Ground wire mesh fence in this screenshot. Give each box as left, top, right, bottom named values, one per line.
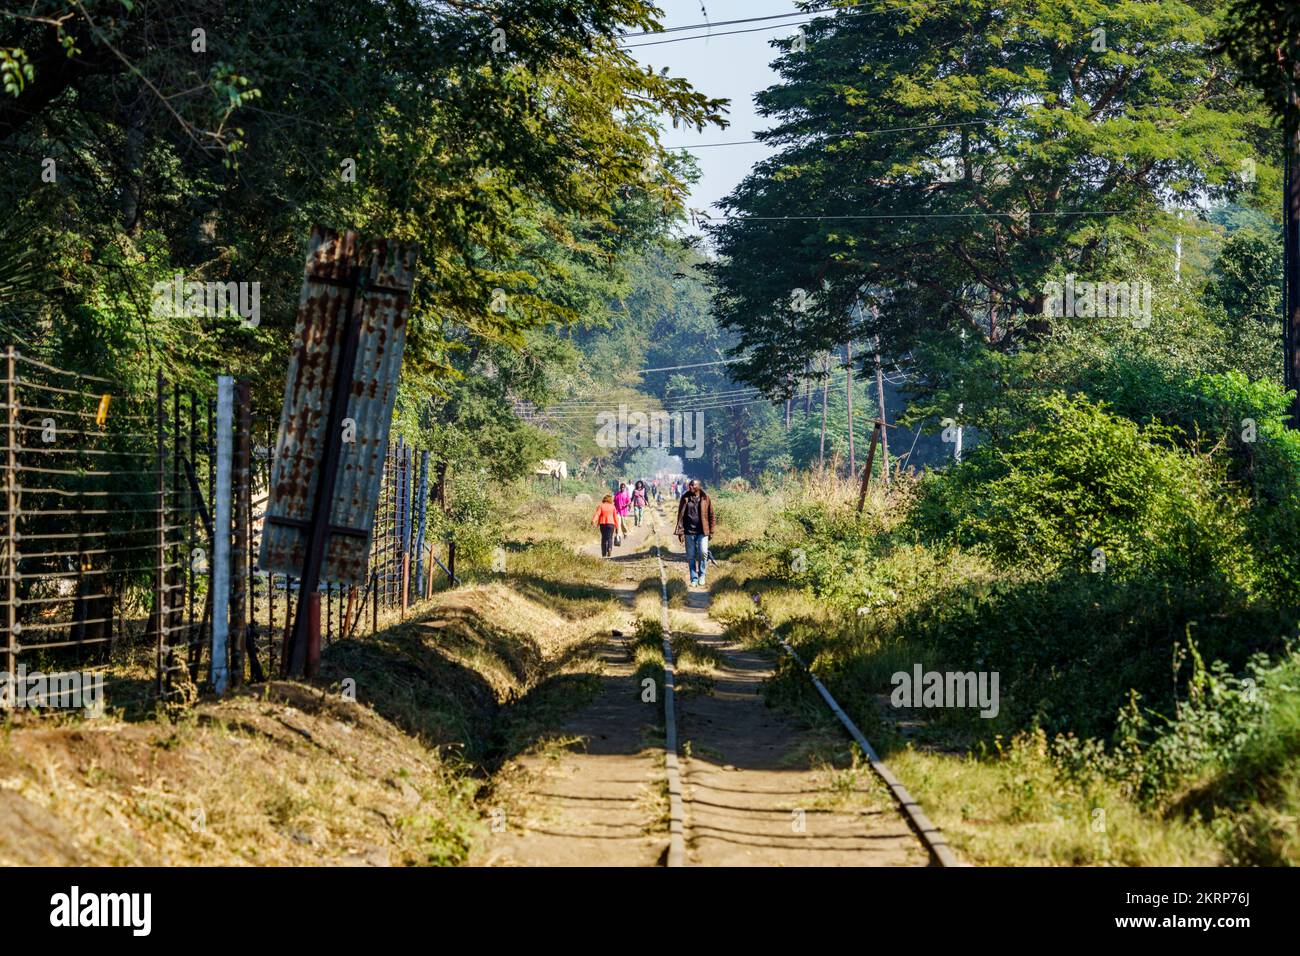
left=0, top=349, right=209, bottom=713
left=1, top=349, right=451, bottom=716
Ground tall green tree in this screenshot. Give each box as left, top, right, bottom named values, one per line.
left=708, top=0, right=1275, bottom=397
left=1220, top=0, right=1300, bottom=135
left=0, top=0, right=726, bottom=394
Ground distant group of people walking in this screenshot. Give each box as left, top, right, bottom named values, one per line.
left=591, top=476, right=715, bottom=587
left=593, top=480, right=639, bottom=557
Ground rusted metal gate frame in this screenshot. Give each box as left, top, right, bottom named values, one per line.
left=260, top=228, right=418, bottom=677
left=275, top=261, right=366, bottom=676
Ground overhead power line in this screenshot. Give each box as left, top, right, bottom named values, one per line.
left=619, top=7, right=840, bottom=39
left=521, top=399, right=771, bottom=421
left=538, top=367, right=860, bottom=405
left=664, top=119, right=995, bottom=150
left=536, top=393, right=767, bottom=413
left=537, top=390, right=766, bottom=410
left=619, top=1, right=939, bottom=49
left=638, top=358, right=741, bottom=373
left=521, top=370, right=867, bottom=418
left=622, top=20, right=822, bottom=48
left=523, top=355, right=918, bottom=417
left=627, top=210, right=1127, bottom=224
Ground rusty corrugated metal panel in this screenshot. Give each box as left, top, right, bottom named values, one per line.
left=258, top=227, right=417, bottom=585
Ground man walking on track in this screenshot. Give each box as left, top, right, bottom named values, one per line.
left=674, top=478, right=715, bottom=588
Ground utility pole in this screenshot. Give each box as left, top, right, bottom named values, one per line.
left=1287, top=121, right=1300, bottom=426
left=954, top=328, right=966, bottom=461
left=954, top=404, right=965, bottom=462
left=784, top=372, right=793, bottom=433
left=874, top=337, right=890, bottom=488
left=870, top=307, right=891, bottom=486
left=845, top=341, right=855, bottom=475
left=1174, top=209, right=1184, bottom=284
left=818, top=352, right=830, bottom=470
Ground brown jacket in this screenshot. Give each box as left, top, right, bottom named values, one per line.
left=674, top=490, right=716, bottom=536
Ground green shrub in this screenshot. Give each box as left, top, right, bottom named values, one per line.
left=910, top=393, right=1256, bottom=589
left=777, top=394, right=1288, bottom=739
left=1183, top=650, right=1300, bottom=864
left=427, top=469, right=503, bottom=572
left=1179, top=373, right=1300, bottom=606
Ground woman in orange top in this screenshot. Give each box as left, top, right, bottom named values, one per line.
left=592, top=494, right=618, bottom=557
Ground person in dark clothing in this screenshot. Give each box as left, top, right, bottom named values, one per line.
left=631, top=480, right=648, bottom=526
left=674, top=479, right=716, bottom=587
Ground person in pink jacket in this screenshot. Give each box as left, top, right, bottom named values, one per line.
left=613, top=483, right=631, bottom=543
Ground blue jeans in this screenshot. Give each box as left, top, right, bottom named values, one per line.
left=684, top=533, right=709, bottom=582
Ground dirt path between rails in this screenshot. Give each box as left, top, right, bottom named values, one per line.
left=484, top=501, right=927, bottom=867
left=658, top=531, right=929, bottom=867
left=482, top=516, right=669, bottom=866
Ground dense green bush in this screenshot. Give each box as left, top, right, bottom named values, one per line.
left=780, top=392, right=1293, bottom=741
left=910, top=393, right=1256, bottom=589
left=1191, top=651, right=1300, bottom=864
left=426, top=469, right=503, bottom=572
left=1031, top=355, right=1300, bottom=604
left=742, top=360, right=1298, bottom=861
left=895, top=573, right=1282, bottom=740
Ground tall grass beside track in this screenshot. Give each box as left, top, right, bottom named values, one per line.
left=706, top=477, right=1300, bottom=866
left=0, top=483, right=638, bottom=866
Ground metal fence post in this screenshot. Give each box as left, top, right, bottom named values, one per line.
left=425, top=542, right=434, bottom=600
left=413, top=449, right=428, bottom=599
left=186, top=393, right=198, bottom=680
left=165, top=384, right=182, bottom=681
left=211, top=376, right=233, bottom=695
left=231, top=380, right=250, bottom=686
left=155, top=370, right=166, bottom=698
left=399, top=442, right=410, bottom=616
left=4, top=347, right=16, bottom=688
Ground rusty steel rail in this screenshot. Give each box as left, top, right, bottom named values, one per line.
left=649, top=504, right=686, bottom=868
left=748, top=592, right=962, bottom=867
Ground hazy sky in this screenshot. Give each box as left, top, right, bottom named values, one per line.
left=627, top=1, right=804, bottom=228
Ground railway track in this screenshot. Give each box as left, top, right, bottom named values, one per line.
left=649, top=506, right=687, bottom=868
left=647, top=502, right=958, bottom=867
